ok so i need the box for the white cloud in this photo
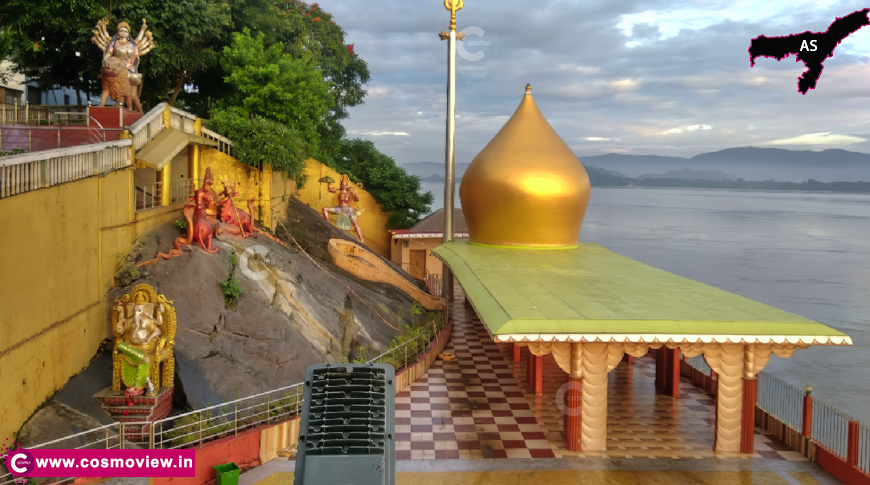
[661,124,712,134]
[584,137,611,141]
[764,132,866,145]
[361,131,410,136]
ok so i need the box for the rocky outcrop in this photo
[108,196,429,411]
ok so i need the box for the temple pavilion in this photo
[432,84,852,454]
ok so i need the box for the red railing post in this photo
[847,420,859,467]
[802,387,813,439]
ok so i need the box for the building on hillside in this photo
[0,60,25,108]
[389,208,467,285]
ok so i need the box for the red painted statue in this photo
[218,182,257,239]
[190,168,219,253]
[137,167,290,267]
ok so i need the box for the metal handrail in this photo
[859,422,870,475]
[682,353,712,376]
[758,372,805,432]
[813,398,852,459]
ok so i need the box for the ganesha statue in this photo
[111,284,176,397]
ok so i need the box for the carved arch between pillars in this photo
[524,340,802,452]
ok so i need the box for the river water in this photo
[423,182,870,423]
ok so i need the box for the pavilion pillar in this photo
[710,345,743,452]
[741,378,759,453]
[667,348,681,398]
[655,347,665,390]
[579,343,620,451]
[563,378,583,451]
[534,355,543,395]
[526,351,535,389]
[513,343,521,362]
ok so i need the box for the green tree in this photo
[4,0,229,108]
[215,29,332,154]
[3,0,109,105]
[194,0,370,158]
[207,107,307,178]
[333,139,433,228]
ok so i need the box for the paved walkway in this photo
[394,289,808,461]
[240,286,841,484]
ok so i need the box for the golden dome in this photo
[459,85,591,248]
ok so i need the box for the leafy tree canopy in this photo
[194,0,370,159]
[2,0,109,104]
[208,106,307,180]
[215,29,332,153]
[3,0,229,108]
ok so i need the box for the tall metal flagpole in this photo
[440,0,464,303]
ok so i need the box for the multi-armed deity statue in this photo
[91,18,155,113]
[111,284,176,397]
[321,174,366,243]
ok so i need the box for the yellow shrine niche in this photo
[111,284,177,394]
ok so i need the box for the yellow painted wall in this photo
[389,237,445,278]
[295,158,392,258]
[270,169,297,233]
[0,171,129,441]
[0,112,398,442]
[199,147,269,229]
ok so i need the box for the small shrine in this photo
[434,85,852,453]
[94,284,176,441]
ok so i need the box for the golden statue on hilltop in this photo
[111,284,176,396]
[91,18,156,113]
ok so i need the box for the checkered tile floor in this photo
[394,286,806,461]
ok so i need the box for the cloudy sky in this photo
[319,0,870,164]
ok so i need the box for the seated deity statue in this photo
[112,284,176,396]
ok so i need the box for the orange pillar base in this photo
[741,378,758,453]
[564,378,583,452]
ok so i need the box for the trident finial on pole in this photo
[444,0,464,32]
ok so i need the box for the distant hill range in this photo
[578,147,870,183]
[402,147,870,183]
[636,169,737,181]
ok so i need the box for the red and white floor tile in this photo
[394,287,804,461]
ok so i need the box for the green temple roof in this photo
[433,240,851,345]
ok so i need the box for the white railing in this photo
[136,178,201,211]
[757,372,805,432]
[682,353,712,376]
[0,420,149,485]
[129,103,167,151]
[171,178,201,205]
[859,422,870,475]
[169,107,197,135]
[201,127,233,156]
[152,383,303,449]
[812,398,851,459]
[0,140,131,199]
[425,270,442,297]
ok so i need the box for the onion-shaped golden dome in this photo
[459,84,591,248]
